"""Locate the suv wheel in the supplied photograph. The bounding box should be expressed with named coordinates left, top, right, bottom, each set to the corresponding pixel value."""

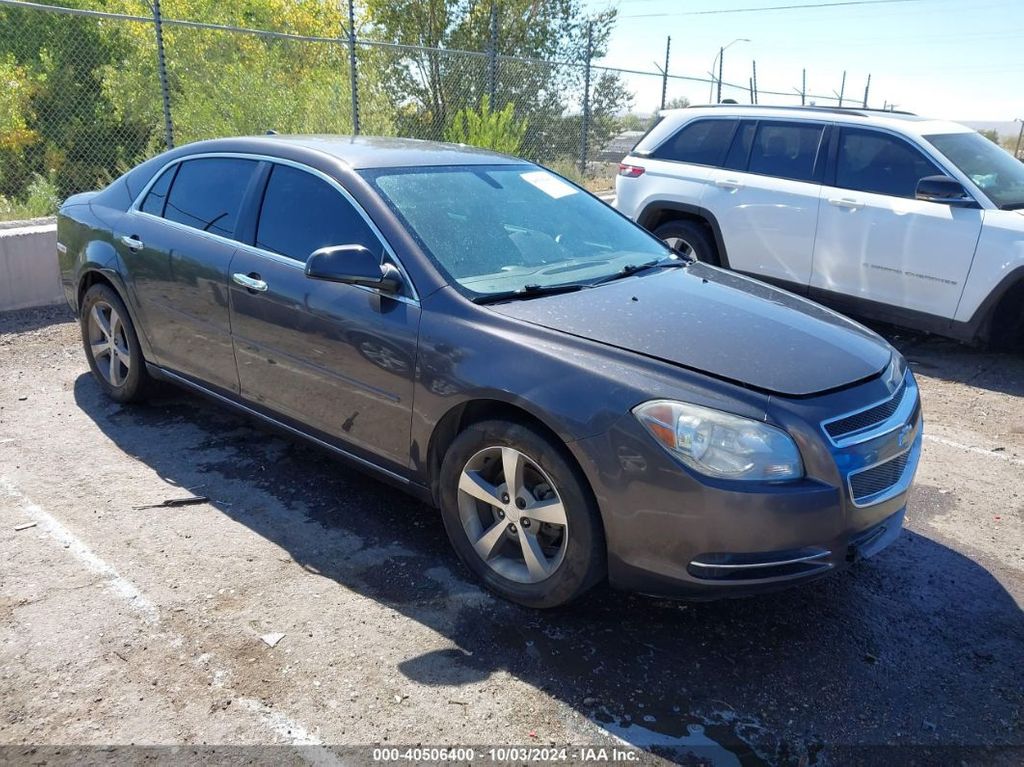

left=654, top=219, right=719, bottom=265
left=81, top=283, right=152, bottom=403
left=438, top=419, right=605, bottom=608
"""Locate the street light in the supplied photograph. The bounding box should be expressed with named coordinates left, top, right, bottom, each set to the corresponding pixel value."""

left=709, top=38, right=750, bottom=103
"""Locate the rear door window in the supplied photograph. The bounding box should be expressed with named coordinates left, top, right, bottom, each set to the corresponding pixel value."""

left=140, top=165, right=177, bottom=217
left=255, top=163, right=380, bottom=263
left=747, top=122, right=825, bottom=182
left=163, top=158, right=258, bottom=239
left=836, top=128, right=942, bottom=198
left=650, top=119, right=737, bottom=167
left=722, top=120, right=756, bottom=171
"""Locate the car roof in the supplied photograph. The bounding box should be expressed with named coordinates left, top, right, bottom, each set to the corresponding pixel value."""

left=177, top=135, right=524, bottom=169
left=653, top=105, right=975, bottom=138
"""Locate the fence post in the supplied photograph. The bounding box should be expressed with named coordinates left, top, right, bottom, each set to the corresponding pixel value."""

left=487, top=1, right=498, bottom=104
left=579, top=22, right=593, bottom=177
left=346, top=0, right=360, bottom=134
left=862, top=73, right=871, bottom=108
left=151, top=0, right=174, bottom=150
left=660, top=35, right=670, bottom=110
left=837, top=70, right=846, bottom=107
left=716, top=46, right=723, bottom=103
left=801, top=68, right=806, bottom=106
left=752, top=60, right=758, bottom=104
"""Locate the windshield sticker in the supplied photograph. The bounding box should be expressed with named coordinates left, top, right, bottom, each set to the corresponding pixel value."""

left=520, top=170, right=578, bottom=199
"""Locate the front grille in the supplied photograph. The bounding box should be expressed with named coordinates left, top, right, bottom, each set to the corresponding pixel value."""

left=849, top=450, right=910, bottom=504
left=825, top=384, right=906, bottom=441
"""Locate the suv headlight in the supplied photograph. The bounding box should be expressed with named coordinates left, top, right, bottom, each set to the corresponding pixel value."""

left=633, top=400, right=804, bottom=481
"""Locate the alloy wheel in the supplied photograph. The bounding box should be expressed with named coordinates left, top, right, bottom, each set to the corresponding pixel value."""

left=457, top=446, right=569, bottom=584
left=87, top=301, right=131, bottom=387
left=663, top=236, right=696, bottom=259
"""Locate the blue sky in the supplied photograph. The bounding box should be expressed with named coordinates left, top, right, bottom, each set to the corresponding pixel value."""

left=580, top=0, right=1023, bottom=124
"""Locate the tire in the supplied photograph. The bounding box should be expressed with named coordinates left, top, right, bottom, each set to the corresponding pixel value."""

left=438, top=419, right=606, bottom=608
left=80, top=282, right=152, bottom=403
left=653, top=219, right=719, bottom=265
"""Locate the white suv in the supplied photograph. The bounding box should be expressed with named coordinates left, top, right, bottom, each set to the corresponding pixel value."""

left=614, top=105, right=1024, bottom=347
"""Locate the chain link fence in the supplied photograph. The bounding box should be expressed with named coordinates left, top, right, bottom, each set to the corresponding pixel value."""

left=0, top=0, right=883, bottom=221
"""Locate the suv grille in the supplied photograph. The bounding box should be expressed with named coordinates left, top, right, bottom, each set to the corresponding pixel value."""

left=825, top=384, right=906, bottom=441
left=849, top=451, right=911, bottom=504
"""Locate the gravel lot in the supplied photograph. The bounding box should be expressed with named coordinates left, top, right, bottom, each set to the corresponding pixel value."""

left=1, top=305, right=1022, bottom=765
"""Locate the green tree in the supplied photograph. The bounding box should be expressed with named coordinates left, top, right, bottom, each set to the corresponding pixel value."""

left=360, top=0, right=631, bottom=168
left=664, top=96, right=691, bottom=110
left=446, top=95, right=527, bottom=154
left=979, top=129, right=1000, bottom=145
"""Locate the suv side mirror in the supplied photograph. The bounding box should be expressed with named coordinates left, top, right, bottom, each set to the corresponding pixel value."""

left=305, top=245, right=401, bottom=293
left=915, top=175, right=974, bottom=206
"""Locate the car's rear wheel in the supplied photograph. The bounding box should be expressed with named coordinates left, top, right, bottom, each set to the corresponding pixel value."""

left=438, top=419, right=605, bottom=608
left=654, top=219, right=718, bottom=265
left=80, top=283, right=152, bottom=403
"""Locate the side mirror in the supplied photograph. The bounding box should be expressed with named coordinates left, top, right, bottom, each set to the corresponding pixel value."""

left=915, top=175, right=974, bottom=206
left=305, top=245, right=401, bottom=293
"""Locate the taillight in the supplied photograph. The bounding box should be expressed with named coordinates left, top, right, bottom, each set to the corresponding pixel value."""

left=618, top=163, right=645, bottom=178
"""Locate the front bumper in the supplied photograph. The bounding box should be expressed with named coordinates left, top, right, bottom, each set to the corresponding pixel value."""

left=573, top=368, right=922, bottom=599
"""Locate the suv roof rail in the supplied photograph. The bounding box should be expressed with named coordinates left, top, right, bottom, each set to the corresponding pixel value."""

left=672, top=104, right=918, bottom=118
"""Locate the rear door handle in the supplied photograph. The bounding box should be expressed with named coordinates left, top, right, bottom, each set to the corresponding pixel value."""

left=120, top=235, right=144, bottom=251
left=828, top=197, right=864, bottom=210
left=232, top=272, right=268, bottom=292
left=714, top=178, right=743, bottom=190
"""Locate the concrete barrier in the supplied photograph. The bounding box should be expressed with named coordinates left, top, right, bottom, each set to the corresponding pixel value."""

left=0, top=218, right=62, bottom=312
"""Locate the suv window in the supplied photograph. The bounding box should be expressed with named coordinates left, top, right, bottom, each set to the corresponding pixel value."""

left=747, top=122, right=825, bottom=182
left=140, top=165, right=177, bottom=217
left=722, top=120, right=756, bottom=171
left=651, top=119, right=736, bottom=166
left=836, top=128, right=942, bottom=198
left=256, top=164, right=380, bottom=263
left=163, top=158, right=258, bottom=238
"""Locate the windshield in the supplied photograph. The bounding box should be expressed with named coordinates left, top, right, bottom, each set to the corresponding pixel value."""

left=926, top=132, right=1024, bottom=210
left=361, top=164, right=672, bottom=297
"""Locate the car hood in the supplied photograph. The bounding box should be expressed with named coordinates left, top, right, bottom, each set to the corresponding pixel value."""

left=487, top=263, right=892, bottom=397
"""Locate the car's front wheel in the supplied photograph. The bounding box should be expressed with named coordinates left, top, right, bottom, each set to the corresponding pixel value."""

left=80, top=283, right=152, bottom=403
left=438, top=419, right=605, bottom=608
left=654, top=219, right=719, bottom=265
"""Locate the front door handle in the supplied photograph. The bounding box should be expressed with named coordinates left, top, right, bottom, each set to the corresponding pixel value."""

left=714, top=178, right=743, bottom=190
left=232, top=273, right=268, bottom=292
left=120, top=234, right=144, bottom=251
left=828, top=197, right=864, bottom=210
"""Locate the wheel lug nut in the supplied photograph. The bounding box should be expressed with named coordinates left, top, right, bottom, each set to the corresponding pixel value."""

left=501, top=493, right=510, bottom=504
left=521, top=518, right=531, bottom=528
left=497, top=509, right=505, bottom=519
left=515, top=497, right=527, bottom=509
left=508, top=523, right=517, bottom=533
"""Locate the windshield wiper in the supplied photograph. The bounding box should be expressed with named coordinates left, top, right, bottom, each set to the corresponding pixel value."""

left=472, top=282, right=591, bottom=305
left=591, top=256, right=688, bottom=286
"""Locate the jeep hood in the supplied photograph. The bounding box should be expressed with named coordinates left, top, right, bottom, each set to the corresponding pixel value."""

left=488, top=263, right=892, bottom=397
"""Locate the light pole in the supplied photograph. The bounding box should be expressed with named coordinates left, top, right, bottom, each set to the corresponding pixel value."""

left=709, top=38, right=750, bottom=103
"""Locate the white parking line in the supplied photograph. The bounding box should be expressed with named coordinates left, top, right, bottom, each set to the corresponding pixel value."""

left=1, top=477, right=159, bottom=623
left=1, top=476, right=337, bottom=757
left=923, top=434, right=1024, bottom=467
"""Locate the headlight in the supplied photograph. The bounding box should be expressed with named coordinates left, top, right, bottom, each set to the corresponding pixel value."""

left=633, top=400, right=804, bottom=481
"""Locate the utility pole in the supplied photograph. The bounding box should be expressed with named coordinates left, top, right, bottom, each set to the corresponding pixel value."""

left=660, top=36, right=671, bottom=110
left=346, top=0, right=360, bottom=134
left=862, top=73, right=871, bottom=109
left=151, top=0, right=174, bottom=149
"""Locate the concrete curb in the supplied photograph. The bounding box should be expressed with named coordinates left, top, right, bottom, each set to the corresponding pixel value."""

left=0, top=221, right=63, bottom=312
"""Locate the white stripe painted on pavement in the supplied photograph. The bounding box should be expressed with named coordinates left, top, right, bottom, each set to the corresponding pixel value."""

left=923, top=434, right=1024, bottom=467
